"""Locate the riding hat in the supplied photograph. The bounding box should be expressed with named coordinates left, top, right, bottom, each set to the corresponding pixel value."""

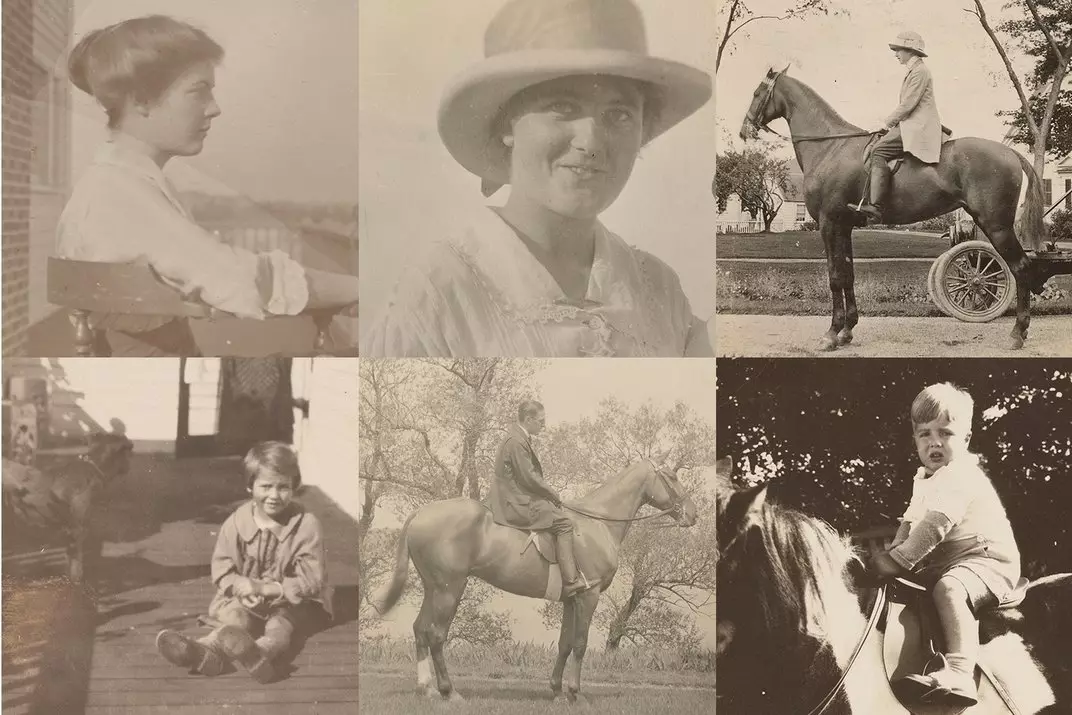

left=437, top=0, right=712, bottom=191
left=889, top=30, right=927, bottom=57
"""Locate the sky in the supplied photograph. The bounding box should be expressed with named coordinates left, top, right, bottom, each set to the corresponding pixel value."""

left=717, top=0, right=1042, bottom=159
left=67, top=0, right=358, bottom=204
left=358, top=0, right=719, bottom=323
left=365, top=358, right=718, bottom=648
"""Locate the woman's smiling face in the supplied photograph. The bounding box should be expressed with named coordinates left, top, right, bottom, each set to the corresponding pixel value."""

left=502, top=75, right=645, bottom=219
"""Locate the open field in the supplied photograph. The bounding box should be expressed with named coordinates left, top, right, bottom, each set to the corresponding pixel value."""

left=716, top=230, right=949, bottom=259
left=359, top=672, right=716, bottom=715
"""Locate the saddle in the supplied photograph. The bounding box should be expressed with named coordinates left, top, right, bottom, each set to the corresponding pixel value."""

left=864, top=126, right=955, bottom=176
left=880, top=576, right=1031, bottom=714
left=522, top=531, right=559, bottom=564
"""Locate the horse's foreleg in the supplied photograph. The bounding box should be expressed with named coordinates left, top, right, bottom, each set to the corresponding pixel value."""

left=820, top=219, right=846, bottom=351
left=1012, top=277, right=1031, bottom=350
left=835, top=223, right=858, bottom=345
left=564, top=590, right=600, bottom=704
left=551, top=599, right=576, bottom=701
left=428, top=578, right=467, bottom=701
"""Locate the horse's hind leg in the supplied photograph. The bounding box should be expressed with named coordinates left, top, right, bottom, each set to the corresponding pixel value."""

left=819, top=218, right=849, bottom=351
left=424, top=577, right=468, bottom=701
left=974, top=221, right=1033, bottom=349
left=412, top=597, right=435, bottom=696
left=550, top=598, right=576, bottom=701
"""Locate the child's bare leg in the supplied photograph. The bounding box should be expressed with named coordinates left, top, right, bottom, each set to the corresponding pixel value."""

left=933, top=575, right=979, bottom=664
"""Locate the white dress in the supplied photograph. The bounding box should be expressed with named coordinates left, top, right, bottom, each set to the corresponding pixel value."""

left=56, top=139, right=308, bottom=319
left=362, top=207, right=701, bottom=357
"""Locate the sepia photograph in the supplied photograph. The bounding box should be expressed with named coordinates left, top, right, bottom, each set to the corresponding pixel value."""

left=358, top=358, right=717, bottom=712
left=359, top=0, right=718, bottom=358
left=716, top=358, right=1072, bottom=713
left=714, top=0, right=1072, bottom=357
left=1, top=357, right=360, bottom=712
left=2, top=0, right=359, bottom=359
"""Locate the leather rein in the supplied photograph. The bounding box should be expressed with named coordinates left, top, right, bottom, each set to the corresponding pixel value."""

left=746, top=72, right=881, bottom=144
left=562, top=460, right=686, bottom=523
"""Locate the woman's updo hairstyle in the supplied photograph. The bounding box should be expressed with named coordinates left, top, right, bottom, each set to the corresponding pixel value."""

left=68, top=15, right=223, bottom=129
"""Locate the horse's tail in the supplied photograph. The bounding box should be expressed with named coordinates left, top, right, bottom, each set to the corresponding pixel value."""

left=1014, top=152, right=1047, bottom=251
left=368, top=512, right=416, bottom=616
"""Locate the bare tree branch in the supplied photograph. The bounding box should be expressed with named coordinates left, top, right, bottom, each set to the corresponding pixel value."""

left=1025, top=0, right=1067, bottom=67
left=967, top=1, right=1041, bottom=139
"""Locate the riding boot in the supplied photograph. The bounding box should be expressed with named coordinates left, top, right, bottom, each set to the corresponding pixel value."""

left=554, top=530, right=587, bottom=600
left=853, top=161, right=889, bottom=222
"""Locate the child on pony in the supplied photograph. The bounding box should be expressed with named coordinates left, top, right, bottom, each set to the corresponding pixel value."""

left=871, top=383, right=1020, bottom=707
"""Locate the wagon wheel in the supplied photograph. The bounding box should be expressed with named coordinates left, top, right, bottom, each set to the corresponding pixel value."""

left=931, top=240, right=1016, bottom=323
left=926, top=258, right=952, bottom=317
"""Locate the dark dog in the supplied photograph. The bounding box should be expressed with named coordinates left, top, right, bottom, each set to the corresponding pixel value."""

left=2, top=433, right=134, bottom=583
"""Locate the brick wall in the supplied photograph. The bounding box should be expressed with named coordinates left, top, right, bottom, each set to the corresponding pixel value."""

left=2, top=0, right=34, bottom=357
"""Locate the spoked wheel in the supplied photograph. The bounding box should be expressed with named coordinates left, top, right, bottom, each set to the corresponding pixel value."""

left=926, top=257, right=950, bottom=317
left=931, top=240, right=1016, bottom=323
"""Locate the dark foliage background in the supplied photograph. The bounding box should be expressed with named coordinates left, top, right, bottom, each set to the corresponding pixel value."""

left=717, top=359, right=1072, bottom=577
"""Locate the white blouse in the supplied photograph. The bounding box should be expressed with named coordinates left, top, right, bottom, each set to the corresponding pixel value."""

left=362, top=207, right=700, bottom=357
left=56, top=140, right=308, bottom=319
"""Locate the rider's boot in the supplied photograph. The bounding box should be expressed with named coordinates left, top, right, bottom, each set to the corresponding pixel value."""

left=854, top=161, right=890, bottom=223
left=555, top=530, right=587, bottom=599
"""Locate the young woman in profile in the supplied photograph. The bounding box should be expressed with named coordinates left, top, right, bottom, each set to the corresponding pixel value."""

left=59, top=15, right=359, bottom=356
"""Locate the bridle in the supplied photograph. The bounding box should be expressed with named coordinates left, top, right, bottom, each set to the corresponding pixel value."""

left=745, top=71, right=880, bottom=144
left=562, top=459, right=688, bottom=523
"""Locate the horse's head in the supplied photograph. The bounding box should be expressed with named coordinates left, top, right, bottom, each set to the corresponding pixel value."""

left=645, top=456, right=697, bottom=527
left=740, top=66, right=790, bottom=142
left=86, top=433, right=134, bottom=482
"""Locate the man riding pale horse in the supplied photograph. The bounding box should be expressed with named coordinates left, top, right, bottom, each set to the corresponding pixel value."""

left=489, top=401, right=591, bottom=600
left=854, top=30, right=943, bottom=223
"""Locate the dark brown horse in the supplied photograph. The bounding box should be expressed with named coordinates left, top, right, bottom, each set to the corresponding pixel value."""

left=370, top=458, right=697, bottom=703
left=739, top=67, right=1048, bottom=351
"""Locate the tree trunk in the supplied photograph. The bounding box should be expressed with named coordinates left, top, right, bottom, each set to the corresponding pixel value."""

left=605, top=584, right=645, bottom=650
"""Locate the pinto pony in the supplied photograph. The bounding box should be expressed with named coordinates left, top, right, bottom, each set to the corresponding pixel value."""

left=739, top=67, right=1049, bottom=351
left=371, top=458, right=697, bottom=703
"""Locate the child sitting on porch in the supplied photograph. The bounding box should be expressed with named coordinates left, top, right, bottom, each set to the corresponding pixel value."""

left=155, top=441, right=330, bottom=683
left=870, top=383, right=1020, bottom=707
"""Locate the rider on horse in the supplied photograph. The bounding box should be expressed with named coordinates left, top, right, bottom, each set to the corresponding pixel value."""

left=855, top=30, right=943, bottom=223
left=489, top=401, right=588, bottom=599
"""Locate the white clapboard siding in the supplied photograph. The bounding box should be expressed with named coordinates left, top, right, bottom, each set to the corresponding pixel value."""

left=293, top=358, right=358, bottom=519
left=181, top=358, right=222, bottom=436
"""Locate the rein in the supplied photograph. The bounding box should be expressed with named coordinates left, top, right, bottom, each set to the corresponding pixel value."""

left=562, top=462, right=686, bottom=523
left=746, top=71, right=881, bottom=144
left=804, top=584, right=888, bottom=715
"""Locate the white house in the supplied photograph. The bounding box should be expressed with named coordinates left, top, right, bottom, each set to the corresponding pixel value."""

left=715, top=169, right=812, bottom=233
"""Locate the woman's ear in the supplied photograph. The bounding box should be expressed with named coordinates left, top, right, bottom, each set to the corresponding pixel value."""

left=503, top=133, right=514, bottom=147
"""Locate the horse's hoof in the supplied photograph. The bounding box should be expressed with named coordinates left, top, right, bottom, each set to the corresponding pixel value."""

left=1008, top=335, right=1025, bottom=350
left=836, top=330, right=853, bottom=346
left=447, top=691, right=465, bottom=702
left=422, top=686, right=441, bottom=699
left=553, top=693, right=570, bottom=705
left=820, top=337, right=839, bottom=352
left=572, top=693, right=588, bottom=707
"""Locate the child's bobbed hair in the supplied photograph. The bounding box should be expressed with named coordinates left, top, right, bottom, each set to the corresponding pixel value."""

left=911, top=382, right=974, bottom=427
left=244, top=441, right=301, bottom=489
left=67, top=15, right=224, bottom=129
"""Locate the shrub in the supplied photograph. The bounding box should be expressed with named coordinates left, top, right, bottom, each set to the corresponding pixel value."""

left=1047, top=209, right=1072, bottom=241
left=799, top=220, right=818, bottom=231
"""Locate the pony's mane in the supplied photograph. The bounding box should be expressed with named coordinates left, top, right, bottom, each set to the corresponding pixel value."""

left=747, top=500, right=861, bottom=645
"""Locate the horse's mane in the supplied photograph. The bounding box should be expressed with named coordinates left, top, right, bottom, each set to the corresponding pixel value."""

left=582, top=459, right=650, bottom=500
left=740, top=499, right=863, bottom=648
left=779, top=74, right=861, bottom=134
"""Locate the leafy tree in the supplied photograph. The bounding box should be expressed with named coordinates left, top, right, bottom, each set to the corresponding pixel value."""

left=716, top=359, right=1072, bottom=576
left=536, top=399, right=718, bottom=650
left=716, top=0, right=846, bottom=73
left=713, top=146, right=793, bottom=233
left=970, top=0, right=1072, bottom=175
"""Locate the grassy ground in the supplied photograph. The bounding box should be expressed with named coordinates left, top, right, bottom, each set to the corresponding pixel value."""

left=359, top=636, right=714, bottom=687
left=716, top=259, right=1072, bottom=316
left=716, top=230, right=949, bottom=259
left=360, top=672, right=716, bottom=715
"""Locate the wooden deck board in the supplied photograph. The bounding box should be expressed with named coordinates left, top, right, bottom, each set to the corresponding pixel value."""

left=3, top=455, right=358, bottom=714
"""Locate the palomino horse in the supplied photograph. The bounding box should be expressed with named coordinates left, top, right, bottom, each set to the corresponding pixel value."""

left=371, top=458, right=697, bottom=703
left=739, top=67, right=1049, bottom=351
left=716, top=479, right=1072, bottom=714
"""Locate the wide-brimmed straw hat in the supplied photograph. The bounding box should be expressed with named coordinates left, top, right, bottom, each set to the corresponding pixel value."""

left=437, top=0, right=712, bottom=191
left=889, top=30, right=927, bottom=57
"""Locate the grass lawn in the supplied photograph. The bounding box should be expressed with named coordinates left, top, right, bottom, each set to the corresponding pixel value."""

left=716, top=230, right=949, bottom=259
left=716, top=261, right=1072, bottom=316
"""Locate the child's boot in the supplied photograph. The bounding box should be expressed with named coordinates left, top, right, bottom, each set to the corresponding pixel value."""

left=155, top=629, right=225, bottom=676
left=895, top=653, right=978, bottom=707
left=216, top=625, right=276, bottom=684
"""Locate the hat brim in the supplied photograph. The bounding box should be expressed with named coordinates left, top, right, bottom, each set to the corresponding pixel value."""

left=438, top=49, right=712, bottom=185
left=888, top=44, right=927, bottom=57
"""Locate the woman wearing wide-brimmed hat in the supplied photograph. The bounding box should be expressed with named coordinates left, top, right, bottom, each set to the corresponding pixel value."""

left=362, top=0, right=712, bottom=358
